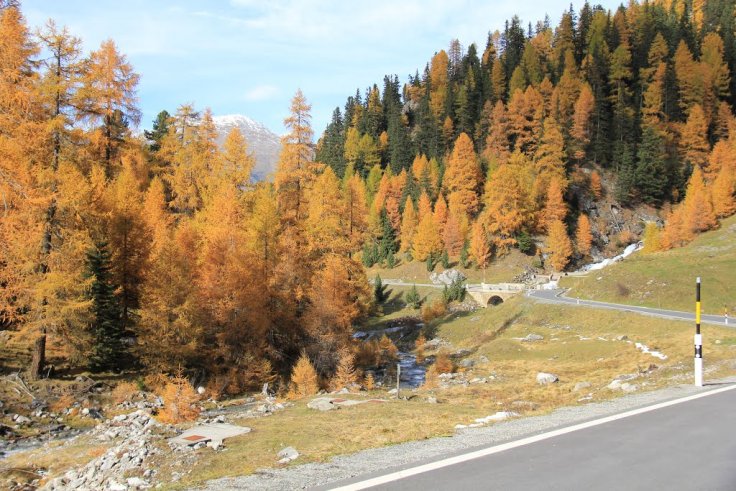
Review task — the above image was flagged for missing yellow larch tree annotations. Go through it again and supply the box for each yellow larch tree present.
[546,219,573,272]
[343,172,369,252]
[433,194,448,238]
[304,254,371,376]
[305,166,349,256]
[541,177,567,230]
[483,152,534,252]
[77,38,140,170]
[570,84,595,161]
[412,213,442,262]
[711,161,736,218]
[399,197,418,253]
[469,221,491,269]
[443,132,481,219]
[417,190,433,221]
[443,210,464,258]
[575,214,593,257]
[275,89,316,227]
[679,104,710,171]
[682,166,717,235]
[429,50,449,118]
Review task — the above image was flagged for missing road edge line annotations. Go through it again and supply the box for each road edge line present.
[329,383,736,490]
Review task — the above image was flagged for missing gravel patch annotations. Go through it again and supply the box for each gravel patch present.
[199,376,736,490]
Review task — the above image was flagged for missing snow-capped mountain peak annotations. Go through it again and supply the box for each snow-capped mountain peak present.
[213,114,281,181]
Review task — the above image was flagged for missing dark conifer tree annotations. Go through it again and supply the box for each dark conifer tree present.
[86,242,124,372]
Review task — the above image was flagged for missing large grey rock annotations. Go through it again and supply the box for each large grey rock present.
[429,269,466,286]
[307,398,337,412]
[536,372,559,385]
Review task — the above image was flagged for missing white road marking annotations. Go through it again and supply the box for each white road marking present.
[330,384,736,490]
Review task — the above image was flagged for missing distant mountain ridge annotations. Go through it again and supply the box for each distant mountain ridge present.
[213,114,280,181]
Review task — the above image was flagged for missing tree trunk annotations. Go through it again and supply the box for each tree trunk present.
[29,334,46,380]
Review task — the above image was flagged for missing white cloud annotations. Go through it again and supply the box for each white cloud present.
[244,85,279,102]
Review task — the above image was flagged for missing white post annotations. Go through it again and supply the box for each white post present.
[396,363,401,399]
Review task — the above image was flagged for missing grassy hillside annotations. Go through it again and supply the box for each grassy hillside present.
[561,215,736,314]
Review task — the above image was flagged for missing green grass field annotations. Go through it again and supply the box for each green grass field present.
[561,215,736,314]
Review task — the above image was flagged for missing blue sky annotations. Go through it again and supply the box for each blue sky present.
[24,0,621,136]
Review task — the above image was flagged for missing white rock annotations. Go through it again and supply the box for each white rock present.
[454,424,467,429]
[536,372,559,385]
[573,381,592,392]
[277,446,299,463]
[607,380,622,390]
[108,481,127,491]
[522,333,544,342]
[197,386,206,395]
[621,383,638,393]
[127,476,147,487]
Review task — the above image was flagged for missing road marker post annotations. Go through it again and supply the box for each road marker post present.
[694,277,703,387]
[396,363,401,399]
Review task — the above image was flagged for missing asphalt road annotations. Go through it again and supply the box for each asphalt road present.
[528,289,731,327]
[331,385,736,491]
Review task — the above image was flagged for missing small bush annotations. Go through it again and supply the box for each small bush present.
[460,241,470,268]
[442,278,466,304]
[422,365,439,389]
[378,335,398,363]
[421,299,447,324]
[415,334,426,364]
[616,282,631,297]
[374,274,389,303]
[616,230,637,247]
[363,372,375,390]
[111,381,139,405]
[331,351,358,391]
[405,284,421,309]
[287,352,319,399]
[516,231,535,255]
[440,250,450,268]
[355,340,381,367]
[434,350,454,374]
[157,374,200,424]
[51,394,75,413]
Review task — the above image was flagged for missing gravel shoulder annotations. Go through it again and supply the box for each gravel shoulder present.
[199,375,736,490]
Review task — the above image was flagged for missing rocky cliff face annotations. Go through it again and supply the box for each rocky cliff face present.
[213,114,280,181]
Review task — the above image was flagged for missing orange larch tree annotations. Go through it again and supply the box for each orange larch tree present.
[399,197,417,253]
[469,221,491,270]
[443,132,481,219]
[546,219,573,272]
[575,214,593,257]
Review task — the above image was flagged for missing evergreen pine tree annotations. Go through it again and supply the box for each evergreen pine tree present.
[86,242,124,372]
[634,126,668,204]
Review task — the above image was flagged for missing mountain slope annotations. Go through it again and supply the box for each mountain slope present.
[213,114,280,181]
[561,215,736,313]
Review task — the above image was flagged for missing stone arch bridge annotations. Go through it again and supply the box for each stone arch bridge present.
[466,283,526,307]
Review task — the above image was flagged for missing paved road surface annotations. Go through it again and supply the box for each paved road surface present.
[330,385,736,490]
[528,289,731,327]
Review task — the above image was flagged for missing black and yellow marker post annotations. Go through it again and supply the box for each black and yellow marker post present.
[694,277,703,387]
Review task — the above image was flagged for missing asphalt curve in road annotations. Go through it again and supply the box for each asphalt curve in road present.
[330,385,736,491]
[527,289,731,327]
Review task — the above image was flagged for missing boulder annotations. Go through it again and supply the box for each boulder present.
[536,372,559,385]
[277,446,299,464]
[307,397,337,412]
[429,269,466,286]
